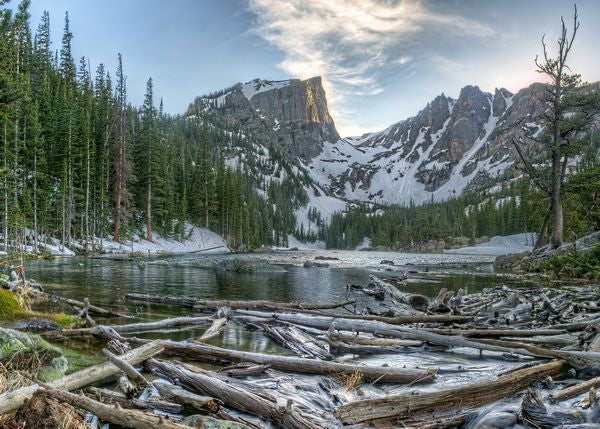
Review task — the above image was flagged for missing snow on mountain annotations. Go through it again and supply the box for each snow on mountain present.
[306,84,546,205]
[241,78,293,100]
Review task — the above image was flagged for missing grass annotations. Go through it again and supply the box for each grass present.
[537,244,600,281]
[332,369,364,392]
[0,289,81,327]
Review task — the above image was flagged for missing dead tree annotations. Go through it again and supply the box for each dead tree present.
[513,5,600,248]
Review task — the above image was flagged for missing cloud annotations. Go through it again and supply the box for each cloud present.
[246,0,494,134]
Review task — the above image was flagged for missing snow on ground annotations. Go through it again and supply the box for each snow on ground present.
[445,233,537,256]
[355,237,371,251]
[294,186,347,233]
[274,234,327,251]
[99,225,229,255]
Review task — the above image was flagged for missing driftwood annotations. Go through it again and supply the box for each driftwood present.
[76,297,96,327]
[92,327,436,384]
[217,362,270,378]
[125,292,355,312]
[0,340,164,415]
[260,322,333,359]
[549,375,600,403]
[37,290,130,318]
[520,388,584,427]
[45,316,214,340]
[235,310,600,370]
[39,382,188,429]
[334,360,565,425]
[369,275,428,314]
[87,386,183,414]
[152,379,220,413]
[147,358,325,429]
[199,307,230,341]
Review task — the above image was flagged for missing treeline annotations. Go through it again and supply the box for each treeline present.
[0,1,300,253]
[321,138,600,250]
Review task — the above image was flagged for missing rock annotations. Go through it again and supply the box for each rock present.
[303,260,314,268]
[189,77,338,161]
[380,260,395,265]
[0,327,68,381]
[314,256,339,261]
[215,259,281,273]
[494,252,529,271]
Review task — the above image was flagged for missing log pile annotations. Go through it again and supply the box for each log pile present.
[6,275,600,427]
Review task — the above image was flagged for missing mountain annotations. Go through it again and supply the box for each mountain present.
[189,77,557,209]
[307,83,549,205]
[187,77,339,161]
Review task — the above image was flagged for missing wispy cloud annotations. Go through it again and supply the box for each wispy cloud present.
[246,0,495,135]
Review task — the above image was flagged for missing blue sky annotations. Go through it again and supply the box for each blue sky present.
[14,0,600,137]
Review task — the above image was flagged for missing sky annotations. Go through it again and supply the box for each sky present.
[12,0,600,137]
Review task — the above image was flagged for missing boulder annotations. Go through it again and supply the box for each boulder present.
[0,327,68,381]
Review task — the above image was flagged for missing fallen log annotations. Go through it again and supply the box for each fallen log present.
[103,348,148,388]
[87,386,182,414]
[92,327,436,384]
[430,328,569,338]
[152,379,220,413]
[37,291,130,318]
[234,309,471,326]
[235,310,600,369]
[199,308,230,341]
[549,375,600,403]
[334,359,565,425]
[44,316,213,339]
[369,275,428,314]
[125,292,355,312]
[260,323,333,360]
[39,381,188,429]
[0,340,164,415]
[147,358,325,429]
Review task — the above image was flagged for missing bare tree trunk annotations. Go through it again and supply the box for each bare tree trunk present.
[550,150,563,248]
[146,180,152,241]
[535,206,550,249]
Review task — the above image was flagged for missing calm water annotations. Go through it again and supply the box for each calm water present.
[26,250,501,322]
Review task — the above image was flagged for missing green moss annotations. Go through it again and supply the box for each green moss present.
[0,289,28,320]
[47,313,81,328]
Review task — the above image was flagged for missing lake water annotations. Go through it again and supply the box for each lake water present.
[23,250,550,426]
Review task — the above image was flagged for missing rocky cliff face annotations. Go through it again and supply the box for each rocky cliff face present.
[188,76,596,207]
[187,77,339,161]
[307,83,552,205]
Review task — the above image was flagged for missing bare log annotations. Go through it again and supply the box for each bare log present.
[36,290,130,318]
[102,348,148,387]
[152,379,220,413]
[0,340,164,415]
[87,386,183,414]
[235,310,600,369]
[45,316,213,339]
[91,328,436,384]
[199,307,230,341]
[334,360,565,425]
[260,323,333,359]
[125,292,355,312]
[369,275,428,313]
[40,382,188,429]
[549,375,600,403]
[147,358,325,429]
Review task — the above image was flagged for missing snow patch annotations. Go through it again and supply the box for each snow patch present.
[445,233,537,256]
